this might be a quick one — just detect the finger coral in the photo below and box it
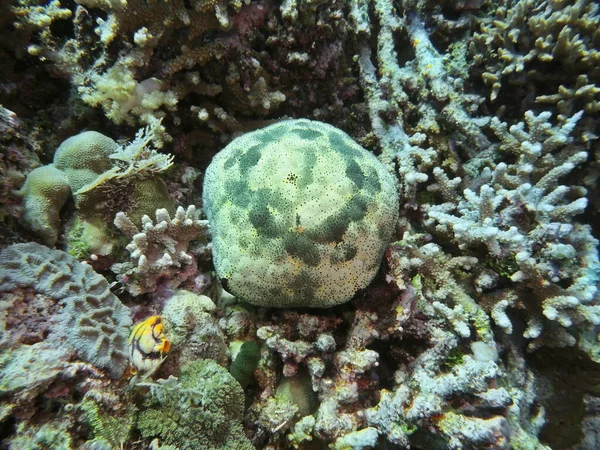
[426,110,600,358]
[470,0,600,115]
[112,206,210,296]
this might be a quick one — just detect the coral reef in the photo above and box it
[18,122,174,253]
[203,119,399,308]
[78,389,137,448]
[0,106,40,231]
[6,421,73,450]
[0,242,132,378]
[0,0,599,448]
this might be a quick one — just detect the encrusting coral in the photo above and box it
[203,118,399,308]
[0,242,132,378]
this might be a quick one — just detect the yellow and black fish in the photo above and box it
[128,315,170,377]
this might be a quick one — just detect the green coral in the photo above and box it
[442,347,466,371]
[19,123,174,254]
[66,217,91,258]
[124,177,174,224]
[203,119,399,308]
[275,371,318,419]
[229,341,261,389]
[66,216,124,259]
[7,422,72,450]
[137,359,255,450]
[80,395,136,448]
[484,253,519,279]
[18,165,71,245]
[53,130,119,192]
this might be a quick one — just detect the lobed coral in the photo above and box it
[0,242,132,378]
[53,130,118,192]
[18,122,174,255]
[18,165,70,245]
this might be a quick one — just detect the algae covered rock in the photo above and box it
[137,359,254,450]
[202,119,399,308]
[161,290,228,366]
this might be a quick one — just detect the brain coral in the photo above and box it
[53,130,119,192]
[0,243,132,378]
[203,119,399,308]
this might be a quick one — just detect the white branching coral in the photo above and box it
[354,3,490,201]
[359,232,549,450]
[112,205,210,296]
[108,119,174,173]
[425,110,600,357]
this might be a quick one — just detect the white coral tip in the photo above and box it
[155,208,170,223]
[175,206,186,220]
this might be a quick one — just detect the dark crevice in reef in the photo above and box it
[528,347,600,449]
